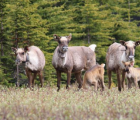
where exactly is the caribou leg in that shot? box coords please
[56,70,61,91]
[134,78,138,89]
[116,69,121,91]
[122,70,126,90]
[66,71,71,90]
[38,71,43,87]
[25,68,30,87]
[108,69,112,89]
[138,81,140,89]
[75,72,82,89]
[32,72,38,88]
[28,70,33,89]
[127,78,132,89]
[101,77,105,91]
[93,81,98,91]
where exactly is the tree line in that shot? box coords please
[0,0,140,86]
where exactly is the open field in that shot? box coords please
[0,86,140,120]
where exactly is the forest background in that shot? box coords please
[1,0,140,87]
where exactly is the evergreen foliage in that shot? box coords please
[0,0,140,86]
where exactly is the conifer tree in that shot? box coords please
[0,0,140,86]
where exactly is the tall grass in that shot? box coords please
[0,86,140,120]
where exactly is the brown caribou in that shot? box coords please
[106,40,140,91]
[122,61,140,89]
[52,34,96,91]
[12,46,45,88]
[83,63,105,91]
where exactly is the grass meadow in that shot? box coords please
[0,85,140,120]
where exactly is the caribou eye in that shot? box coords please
[21,52,24,55]
[134,46,136,49]
[58,40,61,44]
[129,65,131,67]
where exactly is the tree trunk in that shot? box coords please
[15,13,19,87]
[16,64,20,87]
[87,28,90,44]
[128,0,130,22]
[27,31,30,45]
[86,15,90,44]
[1,9,4,57]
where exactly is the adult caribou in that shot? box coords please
[106,40,140,91]
[52,34,96,91]
[12,46,45,89]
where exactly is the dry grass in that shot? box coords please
[0,86,140,120]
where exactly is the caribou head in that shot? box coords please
[53,33,72,58]
[120,40,140,61]
[122,61,134,73]
[12,46,29,65]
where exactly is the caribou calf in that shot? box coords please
[12,46,45,88]
[83,64,105,91]
[122,61,140,89]
[52,34,96,91]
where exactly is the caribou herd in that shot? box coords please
[12,33,140,91]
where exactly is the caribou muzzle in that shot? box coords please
[125,69,129,73]
[62,46,68,52]
[129,49,134,60]
[129,55,134,61]
[15,59,22,65]
[15,59,20,64]
[15,58,26,64]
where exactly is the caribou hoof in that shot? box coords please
[57,87,60,92]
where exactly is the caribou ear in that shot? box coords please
[67,33,72,41]
[11,47,17,53]
[101,63,105,68]
[24,46,29,52]
[53,34,60,41]
[120,40,126,46]
[130,61,134,66]
[122,61,125,65]
[135,40,140,46]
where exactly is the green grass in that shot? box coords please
[0,86,140,120]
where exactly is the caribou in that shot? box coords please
[106,40,140,91]
[83,63,105,91]
[12,46,45,88]
[52,34,96,91]
[122,61,140,89]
